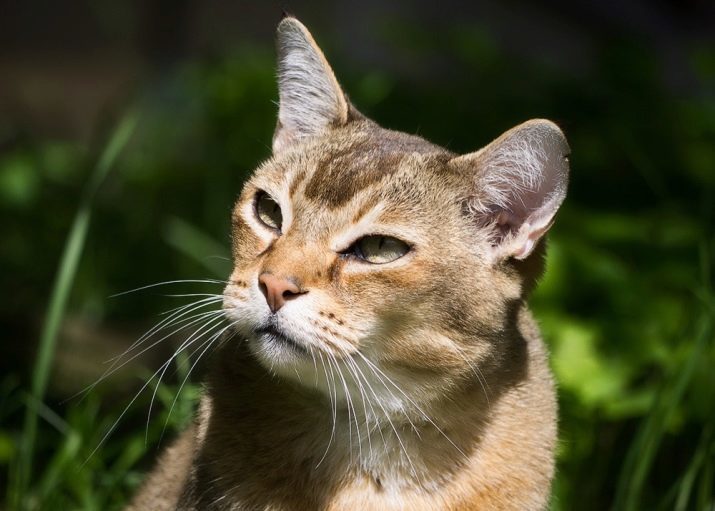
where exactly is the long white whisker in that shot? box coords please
[349,354,418,480]
[349,352,421,439]
[157,293,227,299]
[157,295,224,317]
[341,354,375,461]
[145,314,228,441]
[454,346,491,409]
[71,305,225,404]
[115,296,224,360]
[324,356,350,461]
[329,353,362,462]
[99,295,224,383]
[86,345,196,464]
[94,309,226,393]
[316,352,337,468]
[86,310,232,462]
[311,347,319,387]
[109,279,228,298]
[159,319,238,441]
[341,355,386,449]
[355,352,468,461]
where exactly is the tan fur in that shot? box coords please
[128,17,568,510]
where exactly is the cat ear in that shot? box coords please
[272,17,349,153]
[451,119,570,261]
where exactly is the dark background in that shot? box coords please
[1,1,713,509]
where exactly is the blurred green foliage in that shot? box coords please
[1,19,713,511]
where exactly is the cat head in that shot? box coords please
[223,17,569,412]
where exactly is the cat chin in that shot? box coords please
[245,332,353,399]
[255,324,310,355]
[247,330,308,365]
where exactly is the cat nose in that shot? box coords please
[258,273,304,313]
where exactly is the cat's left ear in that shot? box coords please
[272,17,350,153]
[450,119,570,261]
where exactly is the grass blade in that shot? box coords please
[163,216,231,277]
[10,111,138,509]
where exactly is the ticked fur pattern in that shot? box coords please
[127,16,569,511]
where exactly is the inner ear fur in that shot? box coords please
[451,119,570,261]
[273,17,350,153]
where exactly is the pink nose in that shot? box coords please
[258,273,303,312]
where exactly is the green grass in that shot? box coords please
[619,313,713,509]
[7,112,138,510]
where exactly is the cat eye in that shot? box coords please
[255,191,283,231]
[347,235,410,264]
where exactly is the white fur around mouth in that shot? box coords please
[254,325,308,354]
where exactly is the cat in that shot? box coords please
[127,16,569,511]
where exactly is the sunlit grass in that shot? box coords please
[614,305,713,510]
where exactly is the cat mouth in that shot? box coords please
[254,324,308,354]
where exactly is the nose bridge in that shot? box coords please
[261,229,325,285]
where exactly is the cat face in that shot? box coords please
[222,18,568,414]
[224,125,492,407]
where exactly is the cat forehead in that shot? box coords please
[256,123,459,208]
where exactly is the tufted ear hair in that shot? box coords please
[450,119,570,261]
[272,17,350,153]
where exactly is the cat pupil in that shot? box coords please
[256,191,282,231]
[354,235,409,264]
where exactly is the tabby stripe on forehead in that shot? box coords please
[289,167,308,196]
[304,149,403,208]
[351,196,381,224]
[302,129,450,208]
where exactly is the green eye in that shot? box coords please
[255,191,283,231]
[352,235,410,264]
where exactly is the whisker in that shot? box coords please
[349,354,419,480]
[349,352,421,440]
[69,305,225,405]
[311,347,319,387]
[111,296,224,363]
[85,352,190,464]
[453,346,491,409]
[157,295,224,317]
[324,356,349,460]
[341,355,375,461]
[159,319,239,442]
[85,310,233,463]
[329,353,362,462]
[109,279,228,298]
[145,314,229,442]
[355,352,468,461]
[157,293,227,299]
[341,355,387,449]
[91,309,226,394]
[342,350,413,459]
[315,351,337,468]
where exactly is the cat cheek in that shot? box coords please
[231,234,261,262]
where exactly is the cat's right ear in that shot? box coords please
[272,17,350,153]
